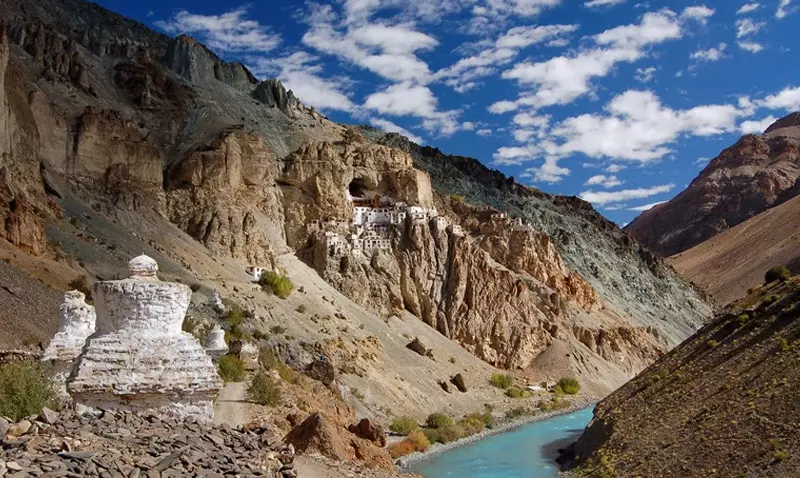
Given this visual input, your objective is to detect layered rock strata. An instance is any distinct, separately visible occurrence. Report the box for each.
[67,255,222,419]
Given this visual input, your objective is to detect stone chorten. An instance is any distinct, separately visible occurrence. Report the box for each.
[43,290,96,362]
[204,324,228,358]
[67,255,222,419]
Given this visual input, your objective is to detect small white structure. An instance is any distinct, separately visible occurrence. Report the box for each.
[246,266,266,282]
[67,255,222,420]
[209,289,225,312]
[205,325,228,358]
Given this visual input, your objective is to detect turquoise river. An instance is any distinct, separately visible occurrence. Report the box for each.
[409,406,594,478]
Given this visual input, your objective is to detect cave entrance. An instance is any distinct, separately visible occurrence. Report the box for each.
[349,179,368,199]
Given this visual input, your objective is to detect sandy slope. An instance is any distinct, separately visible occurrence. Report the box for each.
[669,194,800,305]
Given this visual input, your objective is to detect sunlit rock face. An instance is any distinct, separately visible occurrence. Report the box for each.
[204,325,228,358]
[43,290,96,362]
[67,255,222,420]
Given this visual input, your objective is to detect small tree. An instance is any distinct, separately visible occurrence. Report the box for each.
[765,266,791,284]
[555,377,581,395]
[0,361,57,421]
[259,271,294,299]
[425,413,453,429]
[246,372,282,406]
[389,416,419,435]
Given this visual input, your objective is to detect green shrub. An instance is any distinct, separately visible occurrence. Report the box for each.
[505,407,528,419]
[490,373,514,389]
[763,295,778,306]
[278,364,301,384]
[449,193,464,203]
[246,372,282,406]
[425,413,453,429]
[270,325,287,335]
[296,304,307,313]
[555,377,580,395]
[259,271,294,299]
[774,450,790,462]
[765,266,791,284]
[217,355,246,382]
[252,329,269,341]
[259,347,281,370]
[389,416,419,435]
[736,313,751,326]
[458,415,485,435]
[68,276,92,297]
[436,423,465,443]
[0,360,57,421]
[505,386,533,399]
[407,430,430,452]
[449,357,456,364]
[422,428,440,443]
[707,339,719,348]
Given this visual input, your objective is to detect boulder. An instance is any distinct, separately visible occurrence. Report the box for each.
[450,373,467,393]
[347,418,387,447]
[6,419,31,437]
[306,357,336,386]
[0,416,9,437]
[406,337,433,358]
[39,407,59,425]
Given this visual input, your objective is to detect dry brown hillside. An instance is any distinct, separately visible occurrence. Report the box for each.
[563,277,800,478]
[669,194,800,306]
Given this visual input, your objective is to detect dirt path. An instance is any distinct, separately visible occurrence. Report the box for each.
[214,382,251,426]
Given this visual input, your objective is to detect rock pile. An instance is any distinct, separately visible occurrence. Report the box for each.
[0,408,297,477]
[67,255,222,420]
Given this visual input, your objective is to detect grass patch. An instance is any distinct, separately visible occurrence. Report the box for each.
[217,355,245,382]
[246,371,282,406]
[0,361,57,421]
[490,373,514,389]
[259,271,294,299]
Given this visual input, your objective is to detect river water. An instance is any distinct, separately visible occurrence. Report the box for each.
[408,407,594,478]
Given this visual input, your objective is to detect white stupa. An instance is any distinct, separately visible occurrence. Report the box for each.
[67,255,222,419]
[205,324,228,358]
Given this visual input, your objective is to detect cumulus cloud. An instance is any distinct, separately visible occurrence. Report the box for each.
[690,43,726,62]
[735,18,765,38]
[155,7,281,53]
[736,3,761,15]
[759,86,800,111]
[585,174,624,188]
[606,164,626,173]
[628,201,666,211]
[370,118,424,144]
[681,6,715,24]
[740,116,778,134]
[521,157,571,183]
[580,184,675,205]
[738,41,765,53]
[635,67,657,83]
[776,0,794,19]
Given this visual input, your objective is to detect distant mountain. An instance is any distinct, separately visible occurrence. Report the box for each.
[563,276,800,477]
[626,113,800,257]
[669,194,800,305]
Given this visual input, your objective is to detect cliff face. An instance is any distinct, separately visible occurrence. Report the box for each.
[0,0,711,395]
[626,114,800,257]
[566,277,800,478]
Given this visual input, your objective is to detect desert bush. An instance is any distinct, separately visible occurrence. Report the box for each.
[505,386,533,399]
[246,372,282,406]
[505,407,528,419]
[389,416,419,435]
[422,428,440,444]
[252,329,269,341]
[278,364,301,384]
[389,440,416,458]
[258,347,281,370]
[458,415,485,435]
[189,283,202,293]
[490,373,514,389]
[407,430,430,452]
[259,271,294,299]
[68,276,91,297]
[466,411,494,428]
[0,360,57,421]
[425,413,453,429]
[296,304,307,314]
[550,398,572,411]
[765,266,791,284]
[270,325,287,335]
[707,339,719,348]
[217,355,245,382]
[436,423,465,443]
[449,193,464,203]
[555,377,580,395]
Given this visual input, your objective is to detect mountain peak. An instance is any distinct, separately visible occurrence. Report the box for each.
[764,111,800,135]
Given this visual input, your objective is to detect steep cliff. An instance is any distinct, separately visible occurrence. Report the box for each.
[564,276,800,478]
[626,113,800,257]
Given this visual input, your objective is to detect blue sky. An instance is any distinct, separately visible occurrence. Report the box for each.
[96,0,799,225]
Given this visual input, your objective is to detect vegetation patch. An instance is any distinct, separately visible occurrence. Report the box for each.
[259,271,294,299]
[505,386,533,399]
[555,377,581,395]
[0,360,57,421]
[505,406,529,419]
[425,413,453,429]
[68,275,92,298]
[765,266,791,284]
[490,373,514,389]
[389,416,419,435]
[246,372,282,406]
[217,355,246,382]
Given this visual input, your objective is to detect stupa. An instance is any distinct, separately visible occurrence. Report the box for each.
[67,255,222,419]
[205,324,228,358]
[42,290,96,401]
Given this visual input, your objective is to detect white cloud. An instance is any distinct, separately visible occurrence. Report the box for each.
[496,11,682,110]
[735,18,765,38]
[694,157,711,165]
[635,67,657,83]
[681,6,715,24]
[580,184,674,205]
[628,201,666,211]
[585,174,624,188]
[736,3,761,15]
[155,7,281,53]
[777,0,794,19]
[476,128,493,136]
[584,0,627,7]
[370,118,424,144]
[738,41,765,53]
[690,43,726,62]
[364,83,437,117]
[606,163,626,173]
[521,157,571,183]
[759,86,800,111]
[248,52,355,112]
[740,116,778,134]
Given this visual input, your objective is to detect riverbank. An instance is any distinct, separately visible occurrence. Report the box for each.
[396,395,598,468]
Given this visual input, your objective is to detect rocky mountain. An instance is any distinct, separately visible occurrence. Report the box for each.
[0,0,710,422]
[626,113,800,257]
[562,276,800,478]
[669,194,800,305]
